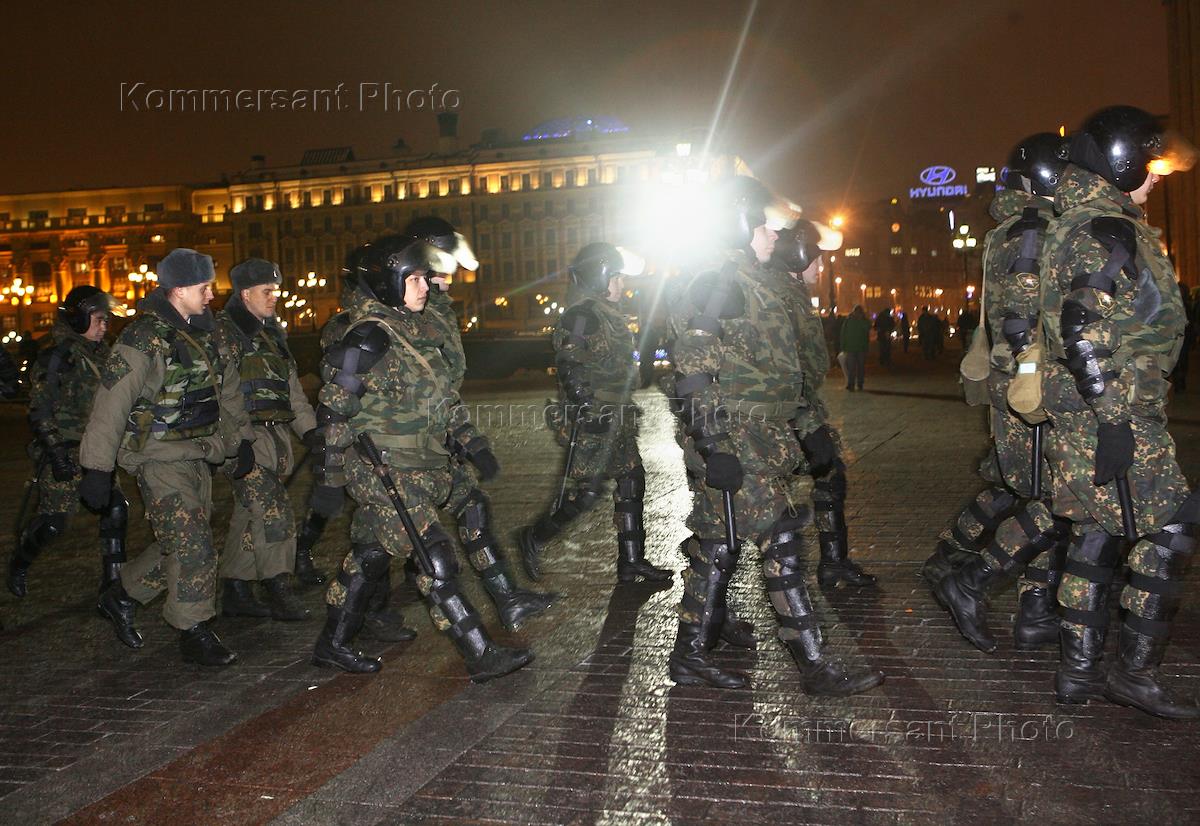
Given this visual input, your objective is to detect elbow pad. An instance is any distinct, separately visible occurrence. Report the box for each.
[1061,299,1116,401]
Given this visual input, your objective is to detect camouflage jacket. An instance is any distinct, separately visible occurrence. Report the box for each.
[28,321,108,450]
[1041,165,1186,422]
[79,288,245,472]
[316,286,481,482]
[670,250,809,441]
[425,287,467,389]
[777,270,829,429]
[215,298,316,441]
[981,189,1055,404]
[554,293,638,407]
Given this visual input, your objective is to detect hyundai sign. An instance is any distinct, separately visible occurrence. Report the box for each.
[910,165,969,199]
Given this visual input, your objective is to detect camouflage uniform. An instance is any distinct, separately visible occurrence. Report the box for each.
[667,250,882,693]
[313,283,528,676]
[929,190,1074,654]
[7,321,126,597]
[80,289,244,631]
[518,288,669,584]
[215,301,317,583]
[1040,164,1197,709]
[779,271,873,586]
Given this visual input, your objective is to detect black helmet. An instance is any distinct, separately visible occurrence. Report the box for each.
[350,235,453,307]
[405,216,479,271]
[58,286,115,334]
[569,242,644,294]
[1005,132,1070,196]
[710,175,774,250]
[772,219,823,273]
[1069,106,1165,192]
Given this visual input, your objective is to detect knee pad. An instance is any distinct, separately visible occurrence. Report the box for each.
[42,513,68,536]
[812,460,847,502]
[573,479,603,513]
[455,488,491,535]
[422,524,460,581]
[764,511,807,570]
[352,544,391,581]
[615,466,646,500]
[1170,488,1200,525]
[699,538,739,573]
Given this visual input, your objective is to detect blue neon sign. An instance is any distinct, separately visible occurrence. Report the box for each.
[910,165,969,199]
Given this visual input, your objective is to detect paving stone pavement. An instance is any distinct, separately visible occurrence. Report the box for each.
[1,348,1198,825]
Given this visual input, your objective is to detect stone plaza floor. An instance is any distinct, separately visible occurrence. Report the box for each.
[0,347,1198,824]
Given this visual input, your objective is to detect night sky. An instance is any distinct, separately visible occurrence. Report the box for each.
[1,0,1168,214]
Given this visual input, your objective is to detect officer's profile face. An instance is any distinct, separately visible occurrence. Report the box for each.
[606,274,624,303]
[750,225,777,264]
[801,255,822,287]
[1129,171,1160,205]
[402,272,429,312]
[171,281,215,317]
[241,283,279,321]
[84,311,109,343]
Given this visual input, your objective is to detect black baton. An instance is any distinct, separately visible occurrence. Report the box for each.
[1030,423,1045,501]
[722,489,738,554]
[555,413,583,513]
[1115,475,1138,542]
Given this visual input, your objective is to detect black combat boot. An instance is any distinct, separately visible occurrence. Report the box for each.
[784,634,885,697]
[97,579,144,649]
[919,540,979,587]
[933,556,1007,653]
[1105,620,1200,720]
[816,528,876,587]
[429,578,533,683]
[1013,587,1060,651]
[180,621,237,667]
[457,490,557,631]
[517,480,603,581]
[7,514,64,598]
[671,537,753,650]
[1055,623,1107,704]
[614,469,672,583]
[313,545,389,673]
[312,605,381,673]
[293,511,328,588]
[361,568,417,642]
[669,538,749,689]
[261,573,310,621]
[221,578,272,618]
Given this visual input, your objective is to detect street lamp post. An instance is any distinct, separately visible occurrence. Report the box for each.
[127,264,158,305]
[4,278,33,333]
[952,225,977,310]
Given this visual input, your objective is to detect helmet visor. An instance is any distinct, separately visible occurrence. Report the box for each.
[1148,129,1197,176]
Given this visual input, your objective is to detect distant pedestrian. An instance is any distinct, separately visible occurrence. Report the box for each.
[917,306,939,360]
[874,308,895,366]
[958,306,979,350]
[897,310,911,352]
[840,305,870,390]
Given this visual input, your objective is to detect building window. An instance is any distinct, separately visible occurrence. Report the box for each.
[845,248,861,257]
[565,170,576,187]
[283,219,293,234]
[365,214,374,228]
[477,176,488,193]
[478,205,488,221]
[930,249,938,257]
[345,215,353,230]
[343,187,354,203]
[523,260,535,279]
[910,246,918,255]
[503,261,514,282]
[523,230,534,247]
[567,228,578,245]
[324,216,333,232]
[500,175,510,192]
[587,168,598,185]
[479,233,491,249]
[304,217,313,233]
[545,229,556,245]
[305,247,315,263]
[890,246,902,255]
[522,173,532,190]
[143,203,164,214]
[501,232,512,250]
[546,257,558,274]
[302,192,312,207]
[249,222,263,239]
[449,178,460,195]
[542,172,553,189]
[523,202,532,219]
[501,203,511,220]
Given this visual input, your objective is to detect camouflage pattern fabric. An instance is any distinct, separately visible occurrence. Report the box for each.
[120,458,217,630]
[221,425,297,581]
[778,272,829,432]
[28,321,107,446]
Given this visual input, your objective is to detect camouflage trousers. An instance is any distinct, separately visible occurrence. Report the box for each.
[1048,410,1193,632]
[557,416,643,509]
[221,425,297,581]
[680,418,815,640]
[938,405,1060,591]
[120,458,217,630]
[35,444,86,517]
[326,451,459,632]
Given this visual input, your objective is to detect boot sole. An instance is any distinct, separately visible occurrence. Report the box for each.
[668,662,750,689]
[932,582,997,654]
[803,672,886,697]
[468,651,535,684]
[1103,687,1200,720]
[96,602,144,650]
[311,654,381,674]
[183,653,238,667]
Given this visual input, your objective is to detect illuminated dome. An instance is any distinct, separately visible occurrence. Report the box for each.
[523,116,629,141]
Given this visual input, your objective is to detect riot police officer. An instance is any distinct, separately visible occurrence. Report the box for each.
[309,235,533,681]
[666,176,884,695]
[1041,106,1199,719]
[517,242,673,585]
[8,287,126,598]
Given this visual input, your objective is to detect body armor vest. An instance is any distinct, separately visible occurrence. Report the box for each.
[239,329,294,423]
[124,318,221,450]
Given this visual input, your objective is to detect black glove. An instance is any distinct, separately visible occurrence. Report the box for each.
[310,484,345,519]
[704,451,744,492]
[800,425,837,476]
[49,444,77,482]
[301,428,323,451]
[230,439,255,480]
[79,468,113,511]
[1094,421,1135,485]
[469,448,500,482]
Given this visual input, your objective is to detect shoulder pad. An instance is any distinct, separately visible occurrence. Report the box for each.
[1005,206,1048,240]
[559,304,601,338]
[118,315,172,355]
[687,271,745,320]
[1089,216,1137,258]
[344,321,391,354]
